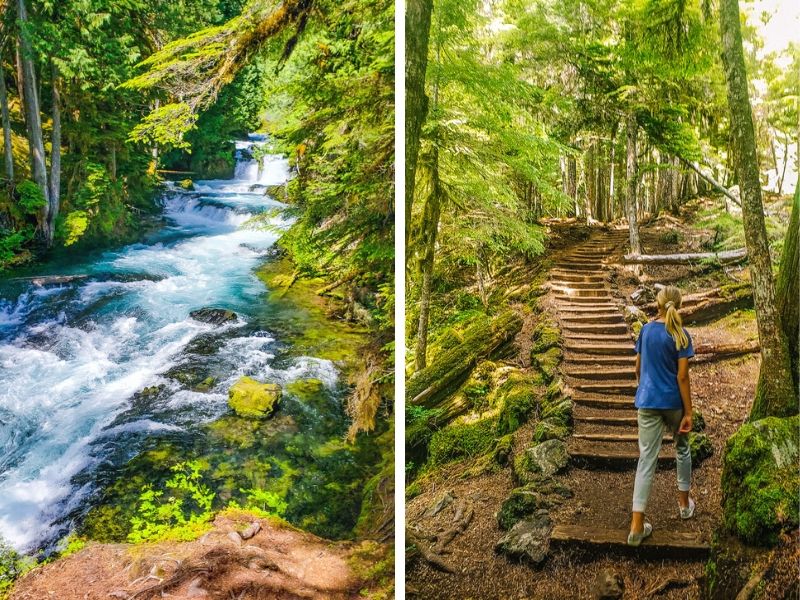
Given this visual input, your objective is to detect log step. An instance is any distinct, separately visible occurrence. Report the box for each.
[561,314,626,324]
[563,368,635,380]
[563,343,635,355]
[575,414,639,426]
[550,272,606,282]
[571,394,635,409]
[562,332,632,342]
[568,445,673,469]
[550,525,710,558]
[569,381,637,395]
[554,295,615,304]
[572,432,672,444]
[565,355,637,366]
[560,323,629,334]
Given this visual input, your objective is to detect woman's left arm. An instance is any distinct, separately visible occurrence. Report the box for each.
[677,357,692,432]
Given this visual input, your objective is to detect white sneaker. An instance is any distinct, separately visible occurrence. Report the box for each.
[680,498,695,520]
[627,522,653,547]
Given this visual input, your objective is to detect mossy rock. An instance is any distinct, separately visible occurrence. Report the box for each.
[495,379,539,436]
[541,396,572,427]
[513,440,570,484]
[285,378,325,401]
[190,307,238,325]
[206,415,261,449]
[688,432,713,464]
[427,418,498,467]
[194,376,216,393]
[164,365,205,387]
[721,415,799,545]
[497,478,573,530]
[692,410,706,432]
[531,321,560,354]
[133,384,166,400]
[178,178,194,191]
[532,419,569,443]
[227,376,282,419]
[492,434,514,466]
[531,346,562,383]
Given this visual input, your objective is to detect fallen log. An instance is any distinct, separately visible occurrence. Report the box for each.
[642,283,752,324]
[622,248,747,266]
[12,274,88,286]
[407,310,523,407]
[693,341,760,363]
[679,159,741,206]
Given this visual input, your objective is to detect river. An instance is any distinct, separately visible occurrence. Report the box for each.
[0,135,377,553]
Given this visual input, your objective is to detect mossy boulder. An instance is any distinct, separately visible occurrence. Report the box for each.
[427,418,498,467]
[492,434,514,466]
[285,378,325,401]
[495,377,539,436]
[531,346,562,383]
[494,509,552,565]
[721,415,799,545]
[194,377,216,393]
[532,419,569,443]
[531,321,560,354]
[513,440,569,483]
[178,178,194,191]
[227,376,282,419]
[688,432,713,464]
[497,479,573,530]
[189,307,238,325]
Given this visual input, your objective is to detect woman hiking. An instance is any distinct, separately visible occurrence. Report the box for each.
[628,285,695,546]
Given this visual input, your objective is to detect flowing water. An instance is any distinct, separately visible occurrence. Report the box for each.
[0,136,376,553]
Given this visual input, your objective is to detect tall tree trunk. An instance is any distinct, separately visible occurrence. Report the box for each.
[771,183,799,402]
[414,146,441,372]
[626,113,642,254]
[405,0,433,252]
[17,0,50,233]
[48,61,61,241]
[585,142,595,223]
[0,62,13,181]
[566,154,577,202]
[719,0,796,417]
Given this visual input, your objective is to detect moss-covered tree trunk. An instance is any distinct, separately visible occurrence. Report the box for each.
[0,61,13,181]
[405,0,432,251]
[719,0,796,417]
[47,61,61,243]
[772,184,799,400]
[625,113,642,254]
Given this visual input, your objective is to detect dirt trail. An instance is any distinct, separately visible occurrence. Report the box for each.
[545,229,711,556]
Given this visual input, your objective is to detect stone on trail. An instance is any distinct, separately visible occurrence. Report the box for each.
[497,478,573,530]
[240,521,261,540]
[190,307,238,325]
[423,490,455,518]
[228,376,282,419]
[523,439,570,478]
[592,568,625,599]
[495,509,552,565]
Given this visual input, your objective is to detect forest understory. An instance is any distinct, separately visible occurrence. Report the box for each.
[405,197,798,600]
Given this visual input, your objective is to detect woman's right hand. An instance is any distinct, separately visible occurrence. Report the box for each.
[679,415,692,433]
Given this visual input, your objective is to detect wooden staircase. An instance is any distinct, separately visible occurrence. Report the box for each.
[547,229,710,557]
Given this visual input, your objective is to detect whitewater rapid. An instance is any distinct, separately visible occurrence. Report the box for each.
[0,136,336,552]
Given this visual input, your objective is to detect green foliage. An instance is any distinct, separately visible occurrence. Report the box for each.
[0,541,36,600]
[16,181,46,216]
[127,460,215,543]
[239,487,288,515]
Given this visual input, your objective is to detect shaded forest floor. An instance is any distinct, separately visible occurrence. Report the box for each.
[406,200,798,599]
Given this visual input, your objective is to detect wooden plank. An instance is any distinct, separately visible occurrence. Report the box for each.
[573,433,672,443]
[550,525,710,557]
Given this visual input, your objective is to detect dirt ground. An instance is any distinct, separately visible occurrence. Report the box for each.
[405,219,797,599]
[11,511,390,600]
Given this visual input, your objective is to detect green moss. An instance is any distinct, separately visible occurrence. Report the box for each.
[531,321,560,354]
[285,378,324,401]
[532,419,569,443]
[194,376,216,393]
[497,479,573,530]
[721,415,800,545]
[492,433,514,466]
[531,346,562,383]
[178,178,194,190]
[495,377,539,436]
[692,409,706,432]
[427,418,498,467]
[228,376,281,418]
[688,432,713,464]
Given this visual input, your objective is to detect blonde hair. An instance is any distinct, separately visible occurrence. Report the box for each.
[657,286,689,350]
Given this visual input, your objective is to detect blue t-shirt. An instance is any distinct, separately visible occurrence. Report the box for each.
[634,321,694,409]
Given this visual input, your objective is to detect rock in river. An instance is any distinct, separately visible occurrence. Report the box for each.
[190,307,238,325]
[228,376,281,419]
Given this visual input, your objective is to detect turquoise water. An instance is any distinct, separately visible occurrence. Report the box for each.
[0,137,366,552]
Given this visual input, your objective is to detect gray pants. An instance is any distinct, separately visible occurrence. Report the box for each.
[631,408,691,512]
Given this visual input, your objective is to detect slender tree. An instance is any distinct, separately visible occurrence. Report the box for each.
[625,112,641,254]
[0,61,12,182]
[48,61,61,237]
[405,0,432,251]
[719,0,796,417]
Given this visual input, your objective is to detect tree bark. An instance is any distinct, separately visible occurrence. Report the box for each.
[414,148,441,372]
[625,113,642,254]
[47,60,61,242]
[771,184,799,400]
[0,61,13,181]
[566,154,577,203]
[585,142,595,223]
[405,0,432,252]
[17,0,50,233]
[719,0,796,417]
